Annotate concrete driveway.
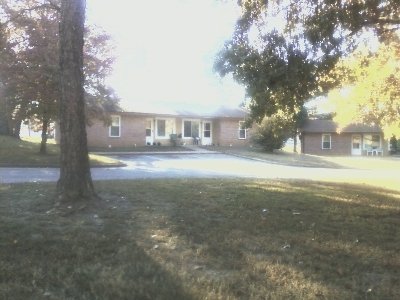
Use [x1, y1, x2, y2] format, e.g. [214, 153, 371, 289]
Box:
[0, 153, 397, 185]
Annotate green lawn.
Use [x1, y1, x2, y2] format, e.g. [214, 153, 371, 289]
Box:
[89, 145, 192, 152]
[210, 145, 400, 170]
[1, 179, 399, 299]
[0, 135, 121, 167]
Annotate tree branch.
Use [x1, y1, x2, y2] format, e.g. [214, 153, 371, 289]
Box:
[0, 2, 60, 27]
[46, 0, 61, 12]
[362, 17, 400, 28]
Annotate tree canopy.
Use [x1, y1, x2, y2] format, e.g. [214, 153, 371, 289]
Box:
[215, 0, 400, 126]
[328, 39, 400, 137]
[0, 0, 119, 151]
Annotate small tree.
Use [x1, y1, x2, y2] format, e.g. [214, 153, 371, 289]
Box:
[290, 106, 308, 153]
[389, 136, 398, 154]
[252, 115, 292, 152]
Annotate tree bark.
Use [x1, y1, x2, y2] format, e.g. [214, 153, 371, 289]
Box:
[57, 0, 95, 201]
[39, 116, 49, 155]
[12, 118, 22, 139]
[11, 102, 28, 139]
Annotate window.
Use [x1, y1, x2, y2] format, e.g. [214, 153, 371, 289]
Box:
[146, 120, 152, 137]
[156, 119, 175, 138]
[109, 115, 121, 137]
[183, 120, 200, 138]
[322, 134, 331, 149]
[364, 134, 381, 150]
[203, 122, 211, 138]
[238, 121, 246, 139]
[352, 135, 361, 149]
[156, 119, 166, 137]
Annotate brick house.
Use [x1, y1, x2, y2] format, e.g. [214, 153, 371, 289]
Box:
[82, 106, 252, 148]
[300, 120, 387, 156]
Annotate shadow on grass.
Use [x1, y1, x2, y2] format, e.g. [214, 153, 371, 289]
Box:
[0, 184, 193, 300]
[0, 135, 60, 166]
[1, 180, 399, 299]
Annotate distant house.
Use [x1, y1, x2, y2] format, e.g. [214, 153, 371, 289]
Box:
[300, 120, 387, 156]
[81, 106, 252, 148]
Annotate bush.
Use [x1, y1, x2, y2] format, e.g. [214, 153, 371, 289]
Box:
[252, 116, 292, 152]
[390, 136, 399, 154]
[170, 134, 178, 147]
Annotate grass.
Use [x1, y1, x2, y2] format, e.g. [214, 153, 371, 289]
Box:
[89, 145, 192, 152]
[0, 135, 121, 167]
[1, 179, 399, 299]
[208, 145, 400, 170]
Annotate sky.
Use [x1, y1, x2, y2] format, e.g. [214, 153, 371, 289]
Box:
[86, 0, 246, 112]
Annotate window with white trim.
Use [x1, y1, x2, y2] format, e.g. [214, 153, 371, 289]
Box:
[203, 122, 211, 138]
[156, 119, 165, 137]
[322, 134, 331, 149]
[156, 119, 175, 138]
[238, 121, 246, 139]
[109, 115, 121, 137]
[363, 134, 381, 150]
[183, 120, 200, 138]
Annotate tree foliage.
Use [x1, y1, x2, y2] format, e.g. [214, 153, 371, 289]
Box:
[215, 0, 400, 128]
[83, 24, 120, 125]
[328, 40, 400, 137]
[215, 29, 319, 122]
[251, 113, 292, 152]
[0, 0, 119, 152]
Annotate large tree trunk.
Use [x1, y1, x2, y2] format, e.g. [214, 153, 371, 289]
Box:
[39, 116, 49, 155]
[57, 0, 95, 201]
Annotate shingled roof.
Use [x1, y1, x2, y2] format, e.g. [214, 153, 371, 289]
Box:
[301, 120, 382, 133]
[119, 105, 248, 119]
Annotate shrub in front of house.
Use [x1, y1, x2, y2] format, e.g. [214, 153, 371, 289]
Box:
[252, 116, 291, 152]
[170, 134, 178, 147]
[390, 136, 399, 154]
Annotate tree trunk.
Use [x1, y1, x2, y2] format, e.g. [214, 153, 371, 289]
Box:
[293, 133, 297, 153]
[39, 117, 49, 155]
[11, 102, 27, 139]
[12, 119, 22, 139]
[57, 0, 95, 201]
[0, 108, 11, 136]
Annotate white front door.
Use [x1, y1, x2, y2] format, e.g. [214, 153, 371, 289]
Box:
[145, 119, 154, 145]
[352, 135, 362, 155]
[202, 121, 212, 145]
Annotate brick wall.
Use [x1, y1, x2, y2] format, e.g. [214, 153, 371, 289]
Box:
[86, 115, 146, 148]
[215, 118, 253, 146]
[80, 115, 254, 148]
[212, 121, 221, 145]
[301, 132, 388, 156]
[302, 133, 351, 155]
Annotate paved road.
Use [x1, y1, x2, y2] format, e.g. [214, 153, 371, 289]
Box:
[0, 153, 396, 184]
